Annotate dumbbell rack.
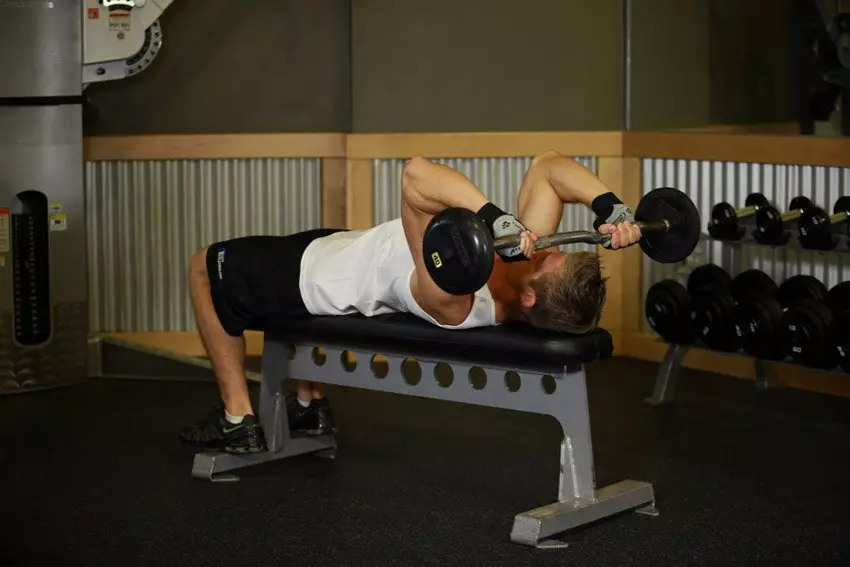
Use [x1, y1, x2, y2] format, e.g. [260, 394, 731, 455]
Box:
[646, 231, 850, 405]
[647, 343, 781, 405]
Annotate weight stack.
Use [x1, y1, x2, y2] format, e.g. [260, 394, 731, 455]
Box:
[0, 1, 89, 393]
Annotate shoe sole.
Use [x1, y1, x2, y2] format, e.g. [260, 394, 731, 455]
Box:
[180, 436, 267, 454]
[300, 427, 338, 436]
[223, 444, 267, 454]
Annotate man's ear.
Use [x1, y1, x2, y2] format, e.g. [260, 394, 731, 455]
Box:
[520, 286, 537, 308]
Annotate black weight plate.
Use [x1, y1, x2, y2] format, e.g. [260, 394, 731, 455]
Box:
[730, 269, 779, 302]
[422, 207, 494, 295]
[798, 207, 837, 251]
[708, 202, 743, 240]
[744, 193, 770, 208]
[689, 286, 739, 351]
[783, 299, 834, 369]
[826, 282, 850, 314]
[788, 196, 813, 212]
[635, 187, 700, 264]
[645, 280, 693, 344]
[733, 296, 785, 360]
[778, 274, 828, 308]
[832, 312, 850, 373]
[687, 264, 732, 297]
[754, 205, 786, 243]
[834, 196, 850, 215]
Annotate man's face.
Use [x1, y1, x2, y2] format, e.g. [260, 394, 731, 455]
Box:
[529, 250, 568, 281]
[514, 250, 568, 308]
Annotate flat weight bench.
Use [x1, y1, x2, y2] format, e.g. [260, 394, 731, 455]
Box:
[191, 313, 658, 548]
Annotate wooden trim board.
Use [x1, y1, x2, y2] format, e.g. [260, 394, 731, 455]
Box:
[347, 132, 624, 159]
[623, 132, 850, 168]
[321, 158, 347, 229]
[103, 331, 265, 357]
[83, 131, 850, 168]
[345, 159, 374, 229]
[84, 133, 347, 161]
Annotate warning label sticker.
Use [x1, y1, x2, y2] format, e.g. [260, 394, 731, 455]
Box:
[109, 12, 131, 32]
[49, 213, 68, 232]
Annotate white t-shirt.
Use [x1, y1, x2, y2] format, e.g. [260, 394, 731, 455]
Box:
[299, 218, 497, 329]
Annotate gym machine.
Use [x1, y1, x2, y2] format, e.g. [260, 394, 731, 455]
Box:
[0, 0, 174, 393]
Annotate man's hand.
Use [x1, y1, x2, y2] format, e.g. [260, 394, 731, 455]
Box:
[591, 192, 640, 250]
[476, 203, 536, 262]
[597, 221, 641, 249]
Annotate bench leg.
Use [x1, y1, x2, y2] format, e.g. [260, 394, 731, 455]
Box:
[510, 367, 657, 548]
[191, 343, 336, 482]
[646, 343, 689, 405]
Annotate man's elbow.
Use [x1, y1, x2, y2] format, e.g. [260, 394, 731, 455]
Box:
[402, 157, 430, 203]
[402, 156, 430, 182]
[531, 150, 564, 168]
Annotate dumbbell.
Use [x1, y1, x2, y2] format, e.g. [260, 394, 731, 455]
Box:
[708, 193, 771, 240]
[645, 279, 694, 344]
[733, 274, 827, 362]
[754, 196, 815, 246]
[797, 197, 850, 251]
[826, 282, 850, 374]
[686, 264, 740, 352]
[779, 276, 834, 369]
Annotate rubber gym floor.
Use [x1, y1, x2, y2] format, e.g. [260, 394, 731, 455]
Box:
[2, 354, 849, 567]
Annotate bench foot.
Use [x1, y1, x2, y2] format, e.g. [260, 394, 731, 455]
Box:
[312, 447, 337, 460]
[510, 479, 656, 548]
[635, 503, 660, 517]
[191, 434, 337, 482]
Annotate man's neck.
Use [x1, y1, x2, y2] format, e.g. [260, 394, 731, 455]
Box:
[487, 258, 536, 324]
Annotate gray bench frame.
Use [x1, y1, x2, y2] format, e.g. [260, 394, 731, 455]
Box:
[190, 332, 658, 548]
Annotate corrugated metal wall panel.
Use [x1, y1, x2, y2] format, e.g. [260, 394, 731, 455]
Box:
[86, 158, 322, 333]
[373, 157, 599, 251]
[641, 158, 850, 333]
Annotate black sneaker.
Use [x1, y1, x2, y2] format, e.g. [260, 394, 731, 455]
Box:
[179, 403, 267, 454]
[285, 393, 337, 435]
[312, 397, 337, 435]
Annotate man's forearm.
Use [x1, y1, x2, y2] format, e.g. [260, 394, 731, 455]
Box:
[402, 158, 490, 215]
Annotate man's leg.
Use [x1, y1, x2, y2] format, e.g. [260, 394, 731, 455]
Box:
[188, 248, 253, 416]
[297, 381, 314, 403]
[179, 247, 265, 453]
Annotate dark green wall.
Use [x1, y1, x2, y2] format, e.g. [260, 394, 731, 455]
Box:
[630, 0, 710, 131]
[84, 0, 797, 136]
[630, 0, 797, 131]
[707, 0, 797, 126]
[84, 0, 351, 135]
[86, 0, 624, 135]
[351, 0, 624, 132]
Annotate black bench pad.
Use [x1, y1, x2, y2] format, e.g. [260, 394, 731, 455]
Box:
[265, 313, 613, 372]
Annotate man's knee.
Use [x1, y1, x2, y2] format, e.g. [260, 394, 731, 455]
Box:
[188, 247, 209, 286]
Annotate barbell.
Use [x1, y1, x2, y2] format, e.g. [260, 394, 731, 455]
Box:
[423, 187, 701, 296]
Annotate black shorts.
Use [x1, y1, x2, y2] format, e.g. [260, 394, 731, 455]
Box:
[205, 229, 345, 336]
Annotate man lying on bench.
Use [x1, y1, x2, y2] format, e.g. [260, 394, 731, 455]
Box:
[179, 151, 641, 454]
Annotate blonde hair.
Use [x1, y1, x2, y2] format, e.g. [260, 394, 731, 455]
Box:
[526, 251, 607, 334]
